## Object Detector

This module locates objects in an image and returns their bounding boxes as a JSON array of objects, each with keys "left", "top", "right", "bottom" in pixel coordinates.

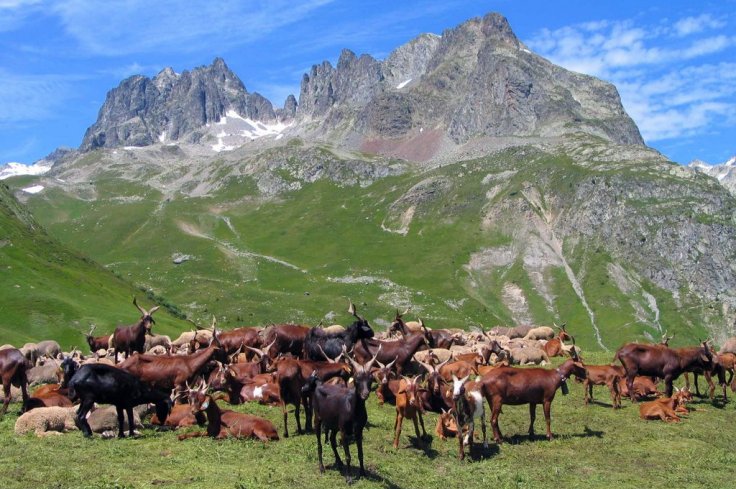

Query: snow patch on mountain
[
  {"left": 21, "top": 185, "right": 44, "bottom": 194},
  {"left": 210, "top": 110, "right": 292, "bottom": 152},
  {"left": 689, "top": 155, "right": 736, "bottom": 195}
]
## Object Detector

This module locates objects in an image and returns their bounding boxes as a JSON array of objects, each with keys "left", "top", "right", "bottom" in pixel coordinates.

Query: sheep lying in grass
[
  {"left": 15, "top": 406, "right": 78, "bottom": 437},
  {"left": 14, "top": 404, "right": 147, "bottom": 437}
]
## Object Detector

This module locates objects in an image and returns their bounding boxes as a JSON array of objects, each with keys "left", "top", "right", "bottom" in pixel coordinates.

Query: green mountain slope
[
  {"left": 0, "top": 182, "right": 189, "bottom": 348},
  {"left": 13, "top": 136, "right": 736, "bottom": 350}
]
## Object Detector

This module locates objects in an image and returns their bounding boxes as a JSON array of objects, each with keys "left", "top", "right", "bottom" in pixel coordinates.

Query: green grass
[
  {"left": 0, "top": 353, "right": 734, "bottom": 489},
  {"left": 6, "top": 142, "right": 733, "bottom": 350},
  {"left": 0, "top": 183, "right": 190, "bottom": 349}
]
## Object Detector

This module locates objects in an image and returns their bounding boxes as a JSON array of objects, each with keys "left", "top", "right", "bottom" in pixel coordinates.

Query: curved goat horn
[
  {"left": 364, "top": 344, "right": 382, "bottom": 372},
  {"left": 133, "top": 297, "right": 147, "bottom": 316},
  {"left": 317, "top": 344, "right": 336, "bottom": 363}
]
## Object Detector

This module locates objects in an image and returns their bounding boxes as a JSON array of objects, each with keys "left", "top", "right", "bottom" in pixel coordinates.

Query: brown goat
[
  {"left": 178, "top": 380, "right": 279, "bottom": 441},
  {"left": 480, "top": 358, "right": 586, "bottom": 443},
  {"left": 639, "top": 388, "right": 693, "bottom": 422},
  {"left": 118, "top": 329, "right": 226, "bottom": 392},
  {"left": 1, "top": 347, "right": 29, "bottom": 417},
  {"left": 617, "top": 375, "right": 661, "bottom": 399},
  {"left": 353, "top": 331, "right": 429, "bottom": 376},
  {"left": 435, "top": 409, "right": 459, "bottom": 440},
  {"left": 217, "top": 326, "right": 262, "bottom": 357},
  {"left": 393, "top": 376, "right": 427, "bottom": 448},
  {"left": 81, "top": 324, "right": 111, "bottom": 353},
  {"left": 262, "top": 324, "right": 310, "bottom": 358},
  {"left": 614, "top": 341, "right": 713, "bottom": 400},
  {"left": 112, "top": 298, "right": 160, "bottom": 363},
  {"left": 543, "top": 324, "right": 573, "bottom": 358},
  {"left": 580, "top": 364, "right": 622, "bottom": 408}
]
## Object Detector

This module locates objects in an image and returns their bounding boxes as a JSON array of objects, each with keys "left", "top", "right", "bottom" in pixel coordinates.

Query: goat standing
[{"left": 301, "top": 346, "right": 379, "bottom": 483}]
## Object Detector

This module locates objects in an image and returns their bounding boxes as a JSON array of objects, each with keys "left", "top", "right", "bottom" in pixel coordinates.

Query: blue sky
[{"left": 1, "top": 0, "right": 734, "bottom": 165}]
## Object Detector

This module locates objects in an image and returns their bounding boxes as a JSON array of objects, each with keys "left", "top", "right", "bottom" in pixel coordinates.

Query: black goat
[
  {"left": 68, "top": 363, "right": 171, "bottom": 438},
  {"left": 304, "top": 300, "right": 374, "bottom": 361},
  {"left": 301, "top": 346, "right": 379, "bottom": 483}
]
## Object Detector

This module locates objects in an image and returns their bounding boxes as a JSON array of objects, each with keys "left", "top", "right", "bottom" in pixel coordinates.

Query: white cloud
[
  {"left": 0, "top": 0, "right": 43, "bottom": 31},
  {"left": 527, "top": 16, "right": 736, "bottom": 143},
  {"left": 51, "top": 0, "right": 335, "bottom": 56},
  {"left": 673, "top": 14, "right": 726, "bottom": 37}
]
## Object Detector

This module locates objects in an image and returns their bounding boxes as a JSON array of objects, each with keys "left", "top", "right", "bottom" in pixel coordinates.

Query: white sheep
[
  {"left": 523, "top": 326, "right": 555, "bottom": 341},
  {"left": 508, "top": 346, "right": 550, "bottom": 365},
  {"left": 144, "top": 334, "right": 172, "bottom": 353},
  {"left": 14, "top": 406, "right": 78, "bottom": 437}
]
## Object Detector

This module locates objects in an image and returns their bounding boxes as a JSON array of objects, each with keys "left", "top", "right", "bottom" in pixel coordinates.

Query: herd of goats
[{"left": 1, "top": 298, "right": 736, "bottom": 482}]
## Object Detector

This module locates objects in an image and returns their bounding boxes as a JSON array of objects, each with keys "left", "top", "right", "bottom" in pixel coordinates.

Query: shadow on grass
[
  {"left": 319, "top": 463, "right": 406, "bottom": 488},
  {"left": 505, "top": 425, "right": 604, "bottom": 444},
  {"left": 405, "top": 434, "right": 440, "bottom": 458},
  {"left": 469, "top": 442, "right": 499, "bottom": 461}
]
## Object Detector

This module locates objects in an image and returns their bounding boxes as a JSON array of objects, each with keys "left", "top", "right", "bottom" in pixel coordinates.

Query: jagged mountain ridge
[
  {"left": 81, "top": 58, "right": 289, "bottom": 151},
  {"left": 298, "top": 13, "right": 643, "bottom": 160},
  {"left": 78, "top": 13, "right": 642, "bottom": 161},
  {"left": 689, "top": 156, "right": 736, "bottom": 195}
]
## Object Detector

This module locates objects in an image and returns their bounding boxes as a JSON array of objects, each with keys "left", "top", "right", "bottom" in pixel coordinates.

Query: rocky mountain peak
[
  {"left": 81, "top": 57, "right": 276, "bottom": 151},
  {"left": 297, "top": 11, "right": 644, "bottom": 160},
  {"left": 480, "top": 12, "right": 520, "bottom": 48}
]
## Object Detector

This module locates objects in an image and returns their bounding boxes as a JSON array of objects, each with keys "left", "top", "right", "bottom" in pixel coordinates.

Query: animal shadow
[
  {"left": 406, "top": 435, "right": 439, "bottom": 458},
  {"left": 469, "top": 443, "right": 499, "bottom": 461}
]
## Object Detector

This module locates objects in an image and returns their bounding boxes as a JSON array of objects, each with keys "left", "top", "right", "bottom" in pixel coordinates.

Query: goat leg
[
  {"left": 76, "top": 399, "right": 94, "bottom": 437},
  {"left": 418, "top": 411, "right": 428, "bottom": 439},
  {"left": 543, "top": 400, "right": 553, "bottom": 441},
  {"left": 329, "top": 429, "right": 343, "bottom": 468},
  {"left": 528, "top": 403, "right": 537, "bottom": 438},
  {"left": 281, "top": 401, "right": 289, "bottom": 438},
  {"left": 342, "top": 429, "right": 352, "bottom": 483},
  {"left": 356, "top": 431, "right": 366, "bottom": 478},
  {"left": 393, "top": 413, "right": 403, "bottom": 449},
  {"left": 481, "top": 412, "right": 488, "bottom": 449},
  {"left": 411, "top": 414, "right": 421, "bottom": 445},
  {"left": 491, "top": 399, "right": 503, "bottom": 444},
  {"left": 316, "top": 420, "right": 325, "bottom": 474},
  {"left": 626, "top": 375, "right": 637, "bottom": 403},
  {"left": 1, "top": 381, "right": 10, "bottom": 416},
  {"left": 126, "top": 406, "right": 136, "bottom": 437},
  {"left": 115, "top": 406, "right": 126, "bottom": 438},
  {"left": 456, "top": 419, "right": 465, "bottom": 460}
]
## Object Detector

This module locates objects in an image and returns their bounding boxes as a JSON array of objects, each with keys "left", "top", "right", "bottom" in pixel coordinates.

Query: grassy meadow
[
  {"left": 12, "top": 146, "right": 726, "bottom": 351},
  {"left": 1, "top": 353, "right": 734, "bottom": 489}
]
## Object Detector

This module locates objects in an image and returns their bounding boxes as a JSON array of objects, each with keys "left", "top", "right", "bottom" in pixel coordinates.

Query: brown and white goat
[
  {"left": 450, "top": 374, "right": 487, "bottom": 460},
  {"left": 392, "top": 375, "right": 427, "bottom": 448}
]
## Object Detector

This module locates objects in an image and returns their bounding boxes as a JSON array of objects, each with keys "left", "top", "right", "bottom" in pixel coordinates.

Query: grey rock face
[
  {"left": 81, "top": 58, "right": 277, "bottom": 150},
  {"left": 297, "top": 12, "right": 643, "bottom": 148}
]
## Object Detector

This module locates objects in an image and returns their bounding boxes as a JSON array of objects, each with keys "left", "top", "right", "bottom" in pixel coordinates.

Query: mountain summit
[
  {"left": 79, "top": 13, "right": 643, "bottom": 161},
  {"left": 81, "top": 58, "right": 279, "bottom": 150},
  {"left": 297, "top": 13, "right": 643, "bottom": 160}
]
